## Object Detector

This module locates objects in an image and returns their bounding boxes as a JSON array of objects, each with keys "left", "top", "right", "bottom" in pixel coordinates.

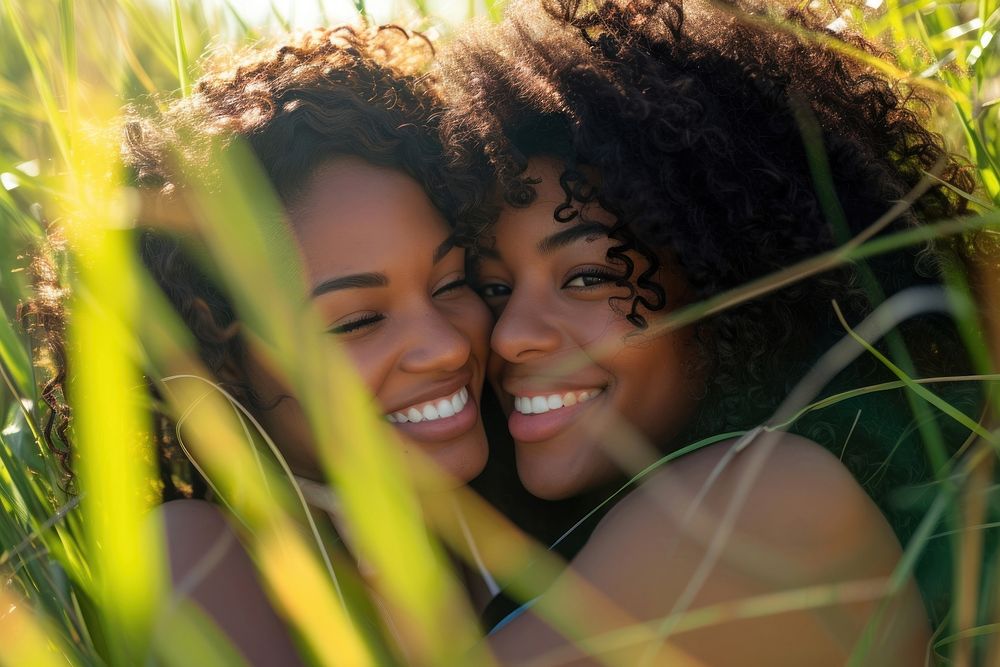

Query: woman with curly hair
[
  {"left": 26, "top": 24, "right": 501, "bottom": 664},
  {"left": 442, "top": 0, "right": 980, "bottom": 663}
]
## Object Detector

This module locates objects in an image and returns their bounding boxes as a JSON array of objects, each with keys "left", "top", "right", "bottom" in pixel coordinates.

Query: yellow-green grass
[{"left": 0, "top": 0, "right": 997, "bottom": 665}]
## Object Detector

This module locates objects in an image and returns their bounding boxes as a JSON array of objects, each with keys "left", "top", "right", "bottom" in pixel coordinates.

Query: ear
[
  {"left": 188, "top": 297, "right": 243, "bottom": 383},
  {"left": 189, "top": 297, "right": 240, "bottom": 342}
]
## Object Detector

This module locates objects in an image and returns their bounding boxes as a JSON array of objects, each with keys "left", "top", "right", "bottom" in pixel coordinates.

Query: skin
[
  {"left": 242, "top": 156, "right": 492, "bottom": 485},
  {"left": 159, "top": 157, "right": 493, "bottom": 665},
  {"left": 480, "top": 157, "right": 931, "bottom": 665},
  {"left": 478, "top": 157, "right": 702, "bottom": 500}
]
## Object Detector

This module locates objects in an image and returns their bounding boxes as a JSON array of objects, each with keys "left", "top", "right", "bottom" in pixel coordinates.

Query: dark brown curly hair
[
  {"left": 442, "top": 0, "right": 982, "bottom": 620},
  {"left": 25, "top": 24, "right": 493, "bottom": 500}
]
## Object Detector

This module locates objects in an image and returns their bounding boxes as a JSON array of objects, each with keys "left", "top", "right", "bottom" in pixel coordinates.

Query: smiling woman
[
  {"left": 28, "top": 23, "right": 495, "bottom": 665},
  {"left": 247, "top": 156, "right": 490, "bottom": 483},
  {"left": 478, "top": 158, "right": 700, "bottom": 499},
  {"left": 122, "top": 26, "right": 494, "bottom": 490},
  {"left": 442, "top": 0, "right": 979, "bottom": 663}
]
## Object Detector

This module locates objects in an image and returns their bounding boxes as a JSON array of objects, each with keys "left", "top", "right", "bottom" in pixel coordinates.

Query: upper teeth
[
  {"left": 386, "top": 387, "right": 469, "bottom": 423},
  {"left": 513, "top": 389, "right": 601, "bottom": 415}
]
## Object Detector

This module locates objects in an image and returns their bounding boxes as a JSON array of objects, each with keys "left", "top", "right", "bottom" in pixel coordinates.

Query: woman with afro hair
[
  {"left": 26, "top": 23, "right": 503, "bottom": 665},
  {"left": 442, "top": 0, "right": 982, "bottom": 663}
]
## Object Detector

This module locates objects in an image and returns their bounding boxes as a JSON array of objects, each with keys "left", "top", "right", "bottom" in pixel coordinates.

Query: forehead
[
  {"left": 492, "top": 157, "right": 613, "bottom": 250},
  {"left": 290, "top": 156, "right": 451, "bottom": 278}
]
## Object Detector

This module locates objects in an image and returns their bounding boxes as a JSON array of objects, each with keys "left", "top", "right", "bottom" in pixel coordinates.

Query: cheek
[
  {"left": 617, "top": 332, "right": 702, "bottom": 442},
  {"left": 337, "top": 336, "right": 400, "bottom": 400},
  {"left": 449, "top": 294, "right": 493, "bottom": 362},
  {"left": 570, "top": 299, "right": 633, "bottom": 349}
]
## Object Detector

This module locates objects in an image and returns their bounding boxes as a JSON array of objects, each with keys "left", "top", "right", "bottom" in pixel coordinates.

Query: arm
[{"left": 490, "top": 435, "right": 930, "bottom": 666}]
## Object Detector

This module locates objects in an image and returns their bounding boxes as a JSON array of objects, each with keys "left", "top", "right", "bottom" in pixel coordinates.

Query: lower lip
[
  {"left": 390, "top": 391, "right": 479, "bottom": 443},
  {"left": 507, "top": 392, "right": 603, "bottom": 444}
]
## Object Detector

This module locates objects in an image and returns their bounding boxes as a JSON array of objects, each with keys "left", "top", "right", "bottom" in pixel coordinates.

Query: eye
[
  {"left": 432, "top": 276, "right": 469, "bottom": 298},
  {"left": 562, "top": 269, "right": 620, "bottom": 289},
  {"left": 477, "top": 282, "right": 511, "bottom": 299},
  {"left": 326, "top": 313, "right": 385, "bottom": 335}
]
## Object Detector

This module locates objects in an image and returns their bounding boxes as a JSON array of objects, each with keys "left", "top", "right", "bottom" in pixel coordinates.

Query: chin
[
  {"left": 515, "top": 438, "right": 621, "bottom": 501},
  {"left": 429, "top": 434, "right": 489, "bottom": 486},
  {"left": 515, "top": 447, "right": 586, "bottom": 501}
]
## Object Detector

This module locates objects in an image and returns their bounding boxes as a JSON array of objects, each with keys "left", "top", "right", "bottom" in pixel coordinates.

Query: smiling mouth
[
  {"left": 513, "top": 389, "right": 604, "bottom": 415},
  {"left": 386, "top": 387, "right": 470, "bottom": 423}
]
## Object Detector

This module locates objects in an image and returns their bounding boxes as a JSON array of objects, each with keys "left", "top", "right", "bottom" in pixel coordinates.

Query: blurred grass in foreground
[{"left": 0, "top": 0, "right": 998, "bottom": 665}]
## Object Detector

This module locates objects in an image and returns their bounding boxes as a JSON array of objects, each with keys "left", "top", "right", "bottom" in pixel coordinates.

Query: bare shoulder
[
  {"left": 151, "top": 500, "right": 303, "bottom": 666},
  {"left": 554, "top": 433, "right": 929, "bottom": 665},
  {"left": 154, "top": 499, "right": 241, "bottom": 577},
  {"left": 155, "top": 499, "right": 232, "bottom": 542},
  {"left": 595, "top": 432, "right": 898, "bottom": 565}
]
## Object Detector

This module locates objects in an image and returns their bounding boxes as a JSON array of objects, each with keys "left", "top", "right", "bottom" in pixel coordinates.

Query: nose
[
  {"left": 490, "top": 290, "right": 562, "bottom": 363},
  {"left": 399, "top": 303, "right": 472, "bottom": 374}
]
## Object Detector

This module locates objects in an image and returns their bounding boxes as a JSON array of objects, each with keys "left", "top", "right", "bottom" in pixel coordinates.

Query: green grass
[{"left": 0, "top": 0, "right": 998, "bottom": 665}]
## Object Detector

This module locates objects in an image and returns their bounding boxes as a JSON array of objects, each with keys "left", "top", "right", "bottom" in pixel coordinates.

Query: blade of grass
[
  {"left": 221, "top": 0, "right": 256, "bottom": 40},
  {"left": 168, "top": 0, "right": 190, "bottom": 96},
  {"left": 2, "top": 0, "right": 72, "bottom": 168},
  {"left": 132, "top": 264, "right": 381, "bottom": 666},
  {"left": 952, "top": 453, "right": 992, "bottom": 667},
  {"left": 0, "top": 591, "right": 79, "bottom": 667},
  {"left": 153, "top": 600, "right": 249, "bottom": 667},
  {"left": 113, "top": 0, "right": 183, "bottom": 75},
  {"left": 831, "top": 301, "right": 995, "bottom": 444},
  {"left": 59, "top": 0, "right": 78, "bottom": 132},
  {"left": 62, "top": 86, "right": 167, "bottom": 663},
  {"left": 268, "top": 0, "right": 291, "bottom": 32}
]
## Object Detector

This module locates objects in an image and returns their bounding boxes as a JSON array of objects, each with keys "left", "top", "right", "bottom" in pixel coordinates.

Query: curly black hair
[
  {"left": 25, "top": 24, "right": 493, "bottom": 500},
  {"left": 443, "top": 0, "right": 978, "bottom": 447},
  {"left": 442, "top": 0, "right": 982, "bottom": 620}
]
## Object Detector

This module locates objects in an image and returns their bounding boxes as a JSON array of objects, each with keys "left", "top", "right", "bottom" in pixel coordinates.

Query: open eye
[
  {"left": 327, "top": 313, "right": 385, "bottom": 335},
  {"left": 562, "top": 269, "right": 619, "bottom": 289},
  {"left": 477, "top": 282, "right": 512, "bottom": 299}
]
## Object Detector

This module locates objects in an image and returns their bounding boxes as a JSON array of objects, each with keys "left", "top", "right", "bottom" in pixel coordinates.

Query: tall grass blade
[
  {"left": 0, "top": 591, "right": 78, "bottom": 667},
  {"left": 169, "top": 0, "right": 191, "bottom": 96},
  {"left": 58, "top": 0, "right": 77, "bottom": 131},
  {"left": 2, "top": 0, "right": 72, "bottom": 167}
]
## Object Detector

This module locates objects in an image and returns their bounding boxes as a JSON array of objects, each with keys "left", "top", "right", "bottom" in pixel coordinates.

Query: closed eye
[
  {"left": 432, "top": 277, "right": 469, "bottom": 297},
  {"left": 327, "top": 313, "right": 385, "bottom": 335}
]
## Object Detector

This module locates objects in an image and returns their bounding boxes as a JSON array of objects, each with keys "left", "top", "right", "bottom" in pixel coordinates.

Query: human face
[
  {"left": 247, "top": 157, "right": 491, "bottom": 484},
  {"left": 477, "top": 157, "right": 701, "bottom": 500}
]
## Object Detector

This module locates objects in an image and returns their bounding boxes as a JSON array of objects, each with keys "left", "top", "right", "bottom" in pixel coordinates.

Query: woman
[
  {"left": 442, "top": 0, "right": 979, "bottom": 663},
  {"left": 28, "top": 25, "right": 496, "bottom": 664}
]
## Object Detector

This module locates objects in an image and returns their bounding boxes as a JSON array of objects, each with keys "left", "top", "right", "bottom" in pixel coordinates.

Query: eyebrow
[
  {"left": 310, "top": 235, "right": 459, "bottom": 298},
  {"left": 537, "top": 222, "right": 611, "bottom": 255},
  {"left": 310, "top": 272, "right": 387, "bottom": 298},
  {"left": 433, "top": 235, "right": 458, "bottom": 264}
]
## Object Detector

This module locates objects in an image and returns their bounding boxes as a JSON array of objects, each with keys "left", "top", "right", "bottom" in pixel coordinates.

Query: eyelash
[
  {"left": 478, "top": 283, "right": 510, "bottom": 299},
  {"left": 327, "top": 277, "right": 467, "bottom": 335},
  {"left": 476, "top": 268, "right": 620, "bottom": 300},
  {"left": 433, "top": 277, "right": 468, "bottom": 297},
  {"left": 327, "top": 313, "right": 385, "bottom": 335},
  {"left": 562, "top": 268, "right": 621, "bottom": 290}
]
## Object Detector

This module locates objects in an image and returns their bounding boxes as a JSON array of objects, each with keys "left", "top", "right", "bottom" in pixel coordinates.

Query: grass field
[{"left": 1, "top": 0, "right": 998, "bottom": 664}]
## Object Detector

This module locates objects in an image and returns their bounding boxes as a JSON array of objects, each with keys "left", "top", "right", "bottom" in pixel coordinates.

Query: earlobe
[
  {"left": 188, "top": 297, "right": 243, "bottom": 383},
  {"left": 189, "top": 297, "right": 241, "bottom": 344}
]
